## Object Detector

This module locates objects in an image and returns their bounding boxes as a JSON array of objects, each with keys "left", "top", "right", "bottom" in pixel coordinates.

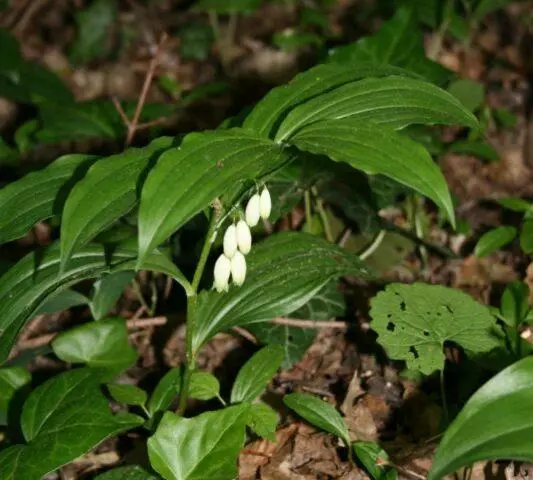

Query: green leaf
[
  {"left": 520, "top": 219, "right": 533, "bottom": 254},
  {"left": 327, "top": 7, "right": 450, "bottom": 84},
  {"left": 0, "top": 366, "right": 31, "bottom": 425},
  {"left": 148, "top": 405, "right": 249, "bottom": 480},
  {"left": 352, "top": 441, "right": 397, "bottom": 480},
  {"left": 500, "top": 281, "right": 529, "bottom": 328},
  {"left": 95, "top": 466, "right": 158, "bottom": 480},
  {"left": 188, "top": 371, "right": 220, "bottom": 401},
  {"left": 107, "top": 383, "right": 148, "bottom": 407},
  {"left": 429, "top": 356, "right": 533, "bottom": 479},
  {"left": 448, "top": 140, "right": 499, "bottom": 162},
  {"left": 1, "top": 369, "right": 143, "bottom": 480},
  {"left": 370, "top": 283, "right": 500, "bottom": 375},
  {"left": 35, "top": 288, "right": 89, "bottom": 315},
  {"left": 274, "top": 76, "right": 477, "bottom": 142},
  {"left": 284, "top": 393, "right": 350, "bottom": 446},
  {"left": 291, "top": 119, "right": 455, "bottom": 226},
  {"left": 70, "top": 0, "right": 117, "bottom": 64},
  {"left": 496, "top": 198, "right": 532, "bottom": 212},
  {"left": 247, "top": 402, "right": 278, "bottom": 441},
  {"left": 473, "top": 0, "right": 513, "bottom": 19},
  {"left": 474, "top": 226, "right": 517, "bottom": 257},
  {"left": 193, "top": 232, "right": 372, "bottom": 351},
  {"left": 447, "top": 79, "right": 485, "bottom": 112},
  {"left": 148, "top": 367, "right": 182, "bottom": 417},
  {"left": 273, "top": 30, "right": 323, "bottom": 51},
  {"left": 0, "top": 28, "right": 22, "bottom": 75},
  {"left": 193, "top": 0, "right": 261, "bottom": 13},
  {"left": 177, "top": 22, "right": 214, "bottom": 61},
  {"left": 0, "top": 153, "right": 97, "bottom": 245},
  {"left": 0, "top": 445, "right": 25, "bottom": 480},
  {"left": 138, "top": 128, "right": 290, "bottom": 265},
  {"left": 90, "top": 270, "right": 135, "bottom": 320},
  {"left": 231, "top": 345, "right": 285, "bottom": 403},
  {"left": 52, "top": 318, "right": 137, "bottom": 372},
  {"left": 243, "top": 63, "right": 420, "bottom": 139},
  {"left": 60, "top": 138, "right": 174, "bottom": 269},
  {"left": 18, "top": 61, "right": 74, "bottom": 104},
  {"left": 0, "top": 241, "right": 188, "bottom": 364}
]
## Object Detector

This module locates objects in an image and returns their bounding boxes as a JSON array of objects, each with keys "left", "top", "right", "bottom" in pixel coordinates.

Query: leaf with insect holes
[
  {"left": 474, "top": 226, "right": 517, "bottom": 257},
  {"left": 0, "top": 369, "right": 143, "bottom": 480},
  {"left": 0, "top": 241, "right": 188, "bottom": 365},
  {"left": 138, "top": 128, "right": 291, "bottom": 265},
  {"left": 148, "top": 405, "right": 249, "bottom": 480},
  {"left": 231, "top": 345, "right": 285, "bottom": 403},
  {"left": 193, "top": 232, "right": 372, "bottom": 351},
  {"left": 284, "top": 393, "right": 351, "bottom": 446},
  {"left": 291, "top": 119, "right": 455, "bottom": 226},
  {"left": 189, "top": 371, "right": 220, "bottom": 401},
  {"left": 52, "top": 318, "right": 137, "bottom": 373},
  {"left": 0, "top": 153, "right": 97, "bottom": 245},
  {"left": 60, "top": 137, "right": 175, "bottom": 270},
  {"left": 370, "top": 283, "right": 501, "bottom": 375}
]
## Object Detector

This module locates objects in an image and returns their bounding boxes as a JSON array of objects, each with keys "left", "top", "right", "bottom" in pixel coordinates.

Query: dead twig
[{"left": 270, "top": 317, "right": 348, "bottom": 329}]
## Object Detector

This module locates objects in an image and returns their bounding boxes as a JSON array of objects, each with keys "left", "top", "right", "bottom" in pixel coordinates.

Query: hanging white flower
[
  {"left": 223, "top": 223, "right": 238, "bottom": 258},
  {"left": 213, "top": 254, "right": 231, "bottom": 292},
  {"left": 245, "top": 193, "right": 261, "bottom": 227},
  {"left": 259, "top": 187, "right": 271, "bottom": 219},
  {"left": 231, "top": 251, "right": 247, "bottom": 286},
  {"left": 236, "top": 219, "right": 252, "bottom": 254}
]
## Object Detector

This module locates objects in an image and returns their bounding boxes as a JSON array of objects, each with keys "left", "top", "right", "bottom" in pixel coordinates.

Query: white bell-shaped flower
[
  {"left": 260, "top": 187, "right": 271, "bottom": 219},
  {"left": 236, "top": 219, "right": 252, "bottom": 255},
  {"left": 223, "top": 223, "right": 238, "bottom": 258},
  {"left": 213, "top": 254, "right": 231, "bottom": 292},
  {"left": 231, "top": 250, "right": 246, "bottom": 286},
  {"left": 245, "top": 193, "right": 261, "bottom": 227}
]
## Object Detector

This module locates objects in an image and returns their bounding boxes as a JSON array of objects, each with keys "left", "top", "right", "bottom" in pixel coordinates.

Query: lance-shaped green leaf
[
  {"left": 90, "top": 270, "right": 135, "bottom": 320},
  {"left": 429, "top": 356, "right": 533, "bottom": 480},
  {"left": 0, "top": 153, "right": 97, "bottom": 245},
  {"left": 291, "top": 119, "right": 455, "bottom": 226},
  {"left": 60, "top": 138, "right": 174, "bottom": 269},
  {"left": 275, "top": 75, "right": 477, "bottom": 142},
  {"left": 193, "top": 232, "right": 372, "bottom": 351},
  {"left": 1, "top": 368, "right": 144, "bottom": 480},
  {"left": 148, "top": 405, "right": 249, "bottom": 480},
  {"left": 243, "top": 63, "right": 418, "bottom": 139},
  {"left": 0, "top": 242, "right": 188, "bottom": 365},
  {"left": 370, "top": 283, "right": 501, "bottom": 375},
  {"left": 148, "top": 367, "right": 182, "bottom": 417},
  {"left": 474, "top": 226, "right": 517, "bottom": 257},
  {"left": 138, "top": 128, "right": 289, "bottom": 265}
]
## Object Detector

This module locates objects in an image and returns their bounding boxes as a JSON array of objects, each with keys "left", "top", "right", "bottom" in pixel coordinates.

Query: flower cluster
[{"left": 213, "top": 187, "right": 272, "bottom": 292}]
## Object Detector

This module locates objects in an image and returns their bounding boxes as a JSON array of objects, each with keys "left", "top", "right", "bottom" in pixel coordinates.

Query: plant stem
[
  {"left": 178, "top": 210, "right": 220, "bottom": 414},
  {"left": 312, "top": 187, "right": 334, "bottom": 243},
  {"left": 440, "top": 367, "right": 449, "bottom": 424},
  {"left": 359, "top": 229, "right": 386, "bottom": 260},
  {"left": 304, "top": 190, "right": 312, "bottom": 233}
]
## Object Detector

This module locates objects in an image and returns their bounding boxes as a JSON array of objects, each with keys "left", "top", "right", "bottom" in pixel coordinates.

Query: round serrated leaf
[{"left": 370, "top": 283, "right": 500, "bottom": 375}]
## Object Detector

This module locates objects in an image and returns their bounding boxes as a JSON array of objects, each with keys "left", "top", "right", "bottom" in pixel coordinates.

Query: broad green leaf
[
  {"left": 496, "top": 198, "right": 532, "bottom": 212},
  {"left": 520, "top": 219, "right": 533, "bottom": 254},
  {"left": 95, "top": 466, "right": 158, "bottom": 480},
  {"left": 70, "top": 0, "right": 117, "bottom": 64},
  {"left": 327, "top": 7, "right": 450, "bottom": 85},
  {"left": 148, "top": 367, "right": 182, "bottom": 417},
  {"left": 60, "top": 138, "right": 174, "bottom": 269},
  {"left": 10, "top": 369, "right": 143, "bottom": 480},
  {"left": 275, "top": 76, "right": 477, "bottom": 142},
  {"left": 90, "top": 270, "right": 135, "bottom": 320},
  {"left": 148, "top": 405, "right": 249, "bottom": 480},
  {"left": 500, "top": 281, "right": 529, "bottom": 328},
  {"left": 352, "top": 441, "right": 397, "bottom": 480},
  {"left": 370, "top": 283, "right": 500, "bottom": 375},
  {"left": 35, "top": 288, "right": 89, "bottom": 315},
  {"left": 284, "top": 393, "right": 350, "bottom": 446},
  {"left": 231, "top": 345, "right": 284, "bottom": 403},
  {"left": 0, "top": 153, "right": 97, "bottom": 245},
  {"left": 18, "top": 60, "right": 74, "bottom": 104},
  {"left": 193, "top": 232, "right": 372, "bottom": 351},
  {"left": 429, "top": 356, "right": 533, "bottom": 479},
  {"left": 291, "top": 119, "right": 455, "bottom": 226},
  {"left": 0, "top": 445, "right": 25, "bottom": 480},
  {"left": 247, "top": 402, "right": 278, "bottom": 441},
  {"left": 107, "top": 383, "right": 148, "bottom": 407},
  {"left": 193, "top": 0, "right": 261, "bottom": 13},
  {"left": 138, "top": 128, "right": 290, "bottom": 265},
  {"left": 243, "top": 63, "right": 419, "bottom": 139},
  {"left": 474, "top": 226, "right": 517, "bottom": 257},
  {"left": 449, "top": 140, "right": 499, "bottom": 162},
  {"left": 188, "top": 371, "right": 220, "bottom": 401},
  {"left": 0, "top": 241, "right": 188, "bottom": 364},
  {"left": 448, "top": 79, "right": 485, "bottom": 112},
  {"left": 0, "top": 366, "right": 31, "bottom": 425},
  {"left": 0, "top": 28, "right": 22, "bottom": 75},
  {"left": 52, "top": 318, "right": 137, "bottom": 372}
]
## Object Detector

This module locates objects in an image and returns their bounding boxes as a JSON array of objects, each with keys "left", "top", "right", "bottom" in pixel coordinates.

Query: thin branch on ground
[{"left": 270, "top": 317, "right": 348, "bottom": 329}]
